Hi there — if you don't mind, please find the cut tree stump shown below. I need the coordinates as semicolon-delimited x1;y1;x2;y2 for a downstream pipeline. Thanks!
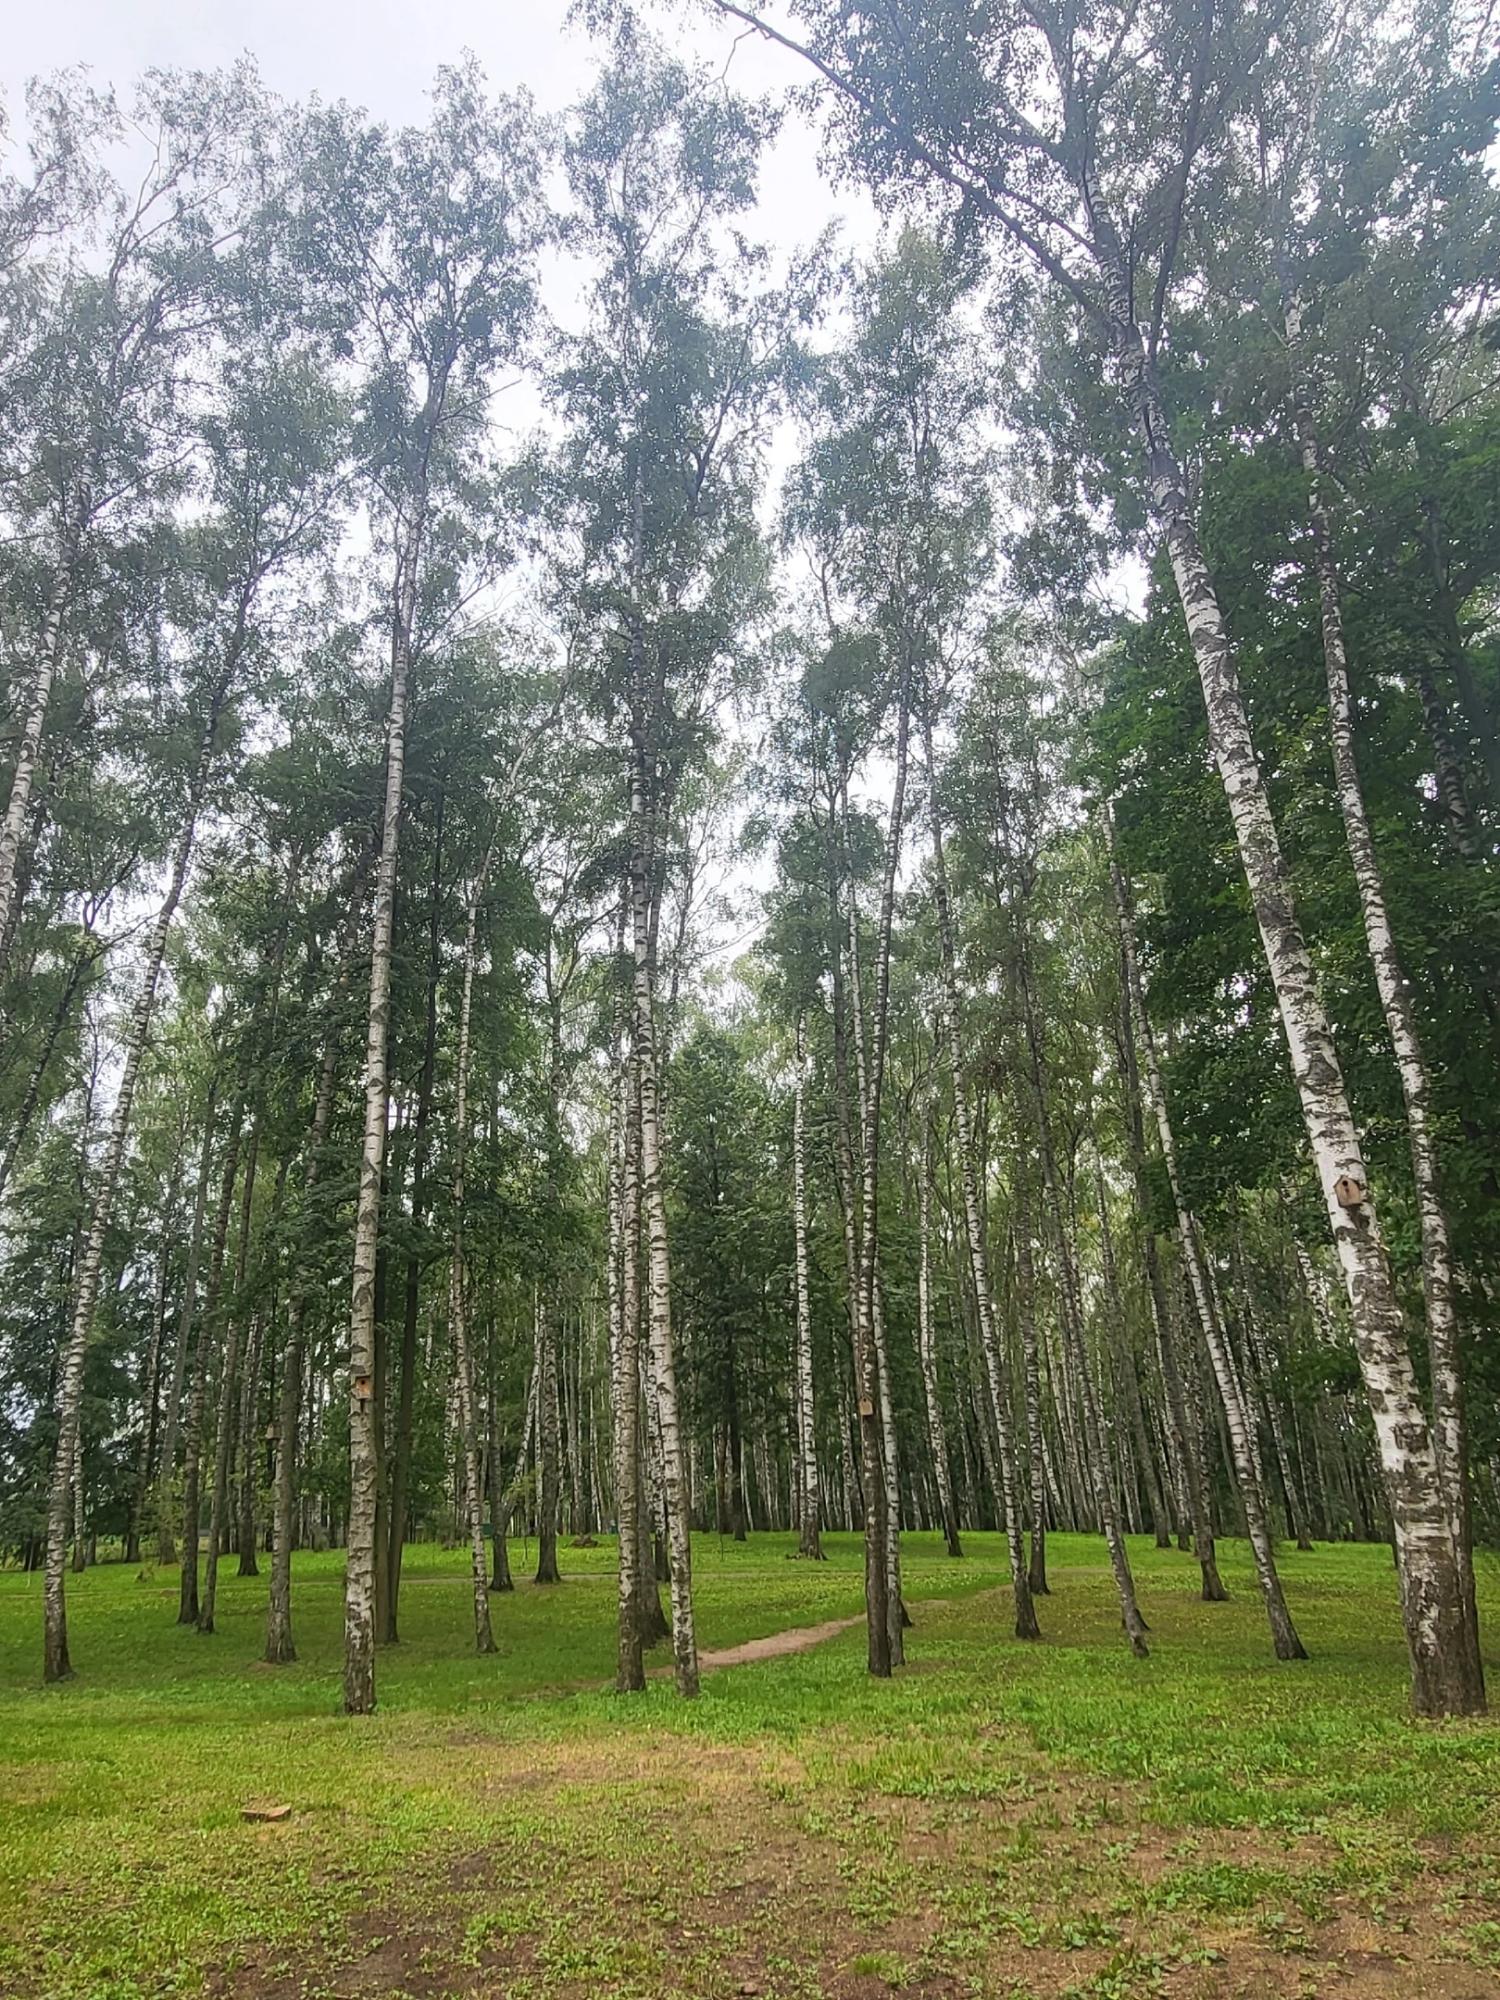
242;1803;292;1823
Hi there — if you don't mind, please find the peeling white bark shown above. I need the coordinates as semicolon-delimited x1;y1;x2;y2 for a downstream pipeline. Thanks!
1100;261;1481;1711
1286;292;1481;1689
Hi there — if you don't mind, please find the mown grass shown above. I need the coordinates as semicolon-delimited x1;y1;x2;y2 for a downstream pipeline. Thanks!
2;1532;1497;1998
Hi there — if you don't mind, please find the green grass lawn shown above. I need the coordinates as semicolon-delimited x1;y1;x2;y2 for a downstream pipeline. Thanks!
2;1532;1498;1998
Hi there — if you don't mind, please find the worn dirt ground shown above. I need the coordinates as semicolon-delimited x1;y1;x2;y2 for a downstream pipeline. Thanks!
215;1596;1500;2000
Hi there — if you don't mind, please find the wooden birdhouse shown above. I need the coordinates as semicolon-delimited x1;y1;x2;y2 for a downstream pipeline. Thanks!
1333;1175;1367;1210
353;1373;373;1402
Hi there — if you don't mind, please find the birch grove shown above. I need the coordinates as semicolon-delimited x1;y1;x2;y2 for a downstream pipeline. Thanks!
3;7;1497;1729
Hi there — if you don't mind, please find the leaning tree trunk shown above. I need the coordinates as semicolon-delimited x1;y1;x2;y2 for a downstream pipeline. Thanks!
1021;989;1150;1658
922;707;1040;1642
1287;292;1481;1678
1104;809;1306;1661
1110;901;1226;1595
1106;273;1477;1711
42;696;221;1681
1093;1153;1172;1550
792;1016;825;1559
344;520;419;1717
0;517;84;981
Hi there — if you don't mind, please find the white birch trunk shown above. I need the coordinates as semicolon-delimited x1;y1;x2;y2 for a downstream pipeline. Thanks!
448;876;496;1655
609;971;646;1687
43;702;220;1680
154;1084;217;1566
1286;292;1481;1680
917;1113;961;1558
629;760;698;1697
0;519;82;977
1105;810;1305;1658
792;1015;824;1558
1093;231;1478;1709
344;520;418;1716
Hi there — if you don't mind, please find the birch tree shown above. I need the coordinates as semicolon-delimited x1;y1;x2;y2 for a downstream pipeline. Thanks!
317;67;545;1714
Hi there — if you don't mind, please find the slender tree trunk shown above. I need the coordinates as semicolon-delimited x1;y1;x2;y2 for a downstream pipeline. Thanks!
1401;367;1500;811
154;1078;217;1567
622;486;698;1698
1238;1256;1313;1552
628;774;697;1695
125;1244;171;1566
1287;295;1481;1682
534;1299;564;1580
872;1275;908;1646
535;986;567;1586
0;933;102;1207
0;522;83;978
613;994;646;1690
836;1358;860;1532
792;1016;825;1559
345;520;419;1717
1093;1154;1172;1549
917;1109;961;1558
1413;663;1483;863
446;837;496;1652
1105;810;1306;1660
265;851;369;1664
1016;917;1149;1653
1012;1156;1049;1592
42;698;221;1681
922;708;1039;1641
846;700;911;1663
1111;911;1225;1595
829;883;890;1669
493;1364;537;1597
235;1301;268;1577
1105;274;1478;1711
178;1094;244;1627
386;792;446;1642
199;1093;264;1634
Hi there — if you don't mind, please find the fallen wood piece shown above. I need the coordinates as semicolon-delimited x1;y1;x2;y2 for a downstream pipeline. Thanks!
242;1803;292;1823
